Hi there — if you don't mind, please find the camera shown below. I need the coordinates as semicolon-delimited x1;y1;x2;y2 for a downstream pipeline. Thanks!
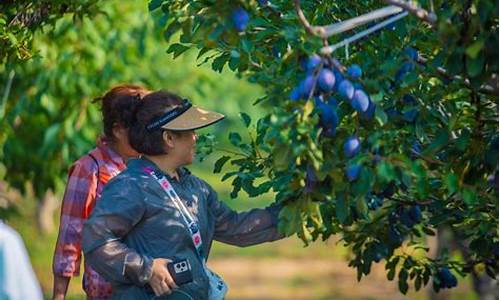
167;259;193;286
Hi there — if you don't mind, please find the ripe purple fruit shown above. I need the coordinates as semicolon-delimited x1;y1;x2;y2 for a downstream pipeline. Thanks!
231;8;250;32
402;94;417;105
298;75;316;99
346;163;361;181
404;47;418;61
333;69;344;90
361;100;376;119
351;89;370;113
305;54;322;72
344;136;361;158
318;68;335;92
395;62;415;82
337;79;355;100
289;86;301;101
316;99;338;137
347;64;363;79
437;268;458;289
403;108;418;122
400;208;416;228
305;164;318;193
409;205;422;223
388;226;404;246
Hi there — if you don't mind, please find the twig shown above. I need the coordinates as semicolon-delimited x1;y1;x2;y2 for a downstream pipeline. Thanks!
0;70;15;120
417;56;498;96
294;0;323;37
382;0;437;25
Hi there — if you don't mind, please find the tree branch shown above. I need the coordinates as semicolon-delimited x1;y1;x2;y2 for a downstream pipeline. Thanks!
417;56;498;96
295;0;436;40
382;0;437;25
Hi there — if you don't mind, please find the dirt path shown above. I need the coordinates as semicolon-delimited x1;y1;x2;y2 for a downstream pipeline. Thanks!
208;258;410;300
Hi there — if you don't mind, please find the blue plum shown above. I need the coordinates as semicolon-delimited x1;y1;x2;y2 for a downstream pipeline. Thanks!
351;89;371;113
403;108;418;122
344;135;361;158
404;47;418;61
338;79;355;100
409;205;422;223
305;54;322;72
395;62;415;82
388;226;404;246
346;163;361;181
333;69;344;90
298;75;316;99
437;268;458;288
402;94;417;105
318;68;335;92
231;8;250;32
347;64;363;79
316;98;338;137
289;86;301;101
361;100;376;119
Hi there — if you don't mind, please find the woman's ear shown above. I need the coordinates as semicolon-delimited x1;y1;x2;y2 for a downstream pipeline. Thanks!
112;123;127;142
162;130;176;149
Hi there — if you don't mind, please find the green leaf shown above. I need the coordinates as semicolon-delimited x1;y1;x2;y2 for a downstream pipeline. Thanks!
230;176;242;198
213;156;231;173
415;276;422;291
422;227;436;236
445;173;459;196
228;132;242;146
212;53;230;73
376;161;397;183
423;130;450;155
398;278;409;294
166;43;190;59
387;267;396;281
375;105;388;125
465;40;484;59
462;188;478;206
335;195;349;224
148;0;164;11
164;21;182;42
239;112;251;127
466;55;485;78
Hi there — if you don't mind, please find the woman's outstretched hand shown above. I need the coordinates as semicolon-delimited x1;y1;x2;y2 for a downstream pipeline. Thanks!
149;258;179;296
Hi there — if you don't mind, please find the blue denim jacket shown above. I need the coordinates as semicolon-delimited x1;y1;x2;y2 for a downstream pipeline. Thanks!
82;157;283;299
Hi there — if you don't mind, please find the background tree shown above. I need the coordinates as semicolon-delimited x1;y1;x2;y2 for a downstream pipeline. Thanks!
0;1;264;228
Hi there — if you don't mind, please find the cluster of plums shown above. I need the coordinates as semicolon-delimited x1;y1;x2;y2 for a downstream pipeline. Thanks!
286;54;375;183
387;204;422;246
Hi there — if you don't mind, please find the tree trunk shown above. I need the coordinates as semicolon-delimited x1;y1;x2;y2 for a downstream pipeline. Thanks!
36;189;58;234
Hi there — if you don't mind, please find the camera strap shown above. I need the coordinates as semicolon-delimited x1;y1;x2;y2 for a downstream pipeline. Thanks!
144;167;204;260
144;166;229;300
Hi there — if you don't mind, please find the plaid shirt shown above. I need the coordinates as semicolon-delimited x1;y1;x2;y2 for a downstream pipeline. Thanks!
53;138;126;299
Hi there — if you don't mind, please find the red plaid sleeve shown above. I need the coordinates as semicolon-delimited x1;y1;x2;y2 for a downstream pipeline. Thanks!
52;157;98;277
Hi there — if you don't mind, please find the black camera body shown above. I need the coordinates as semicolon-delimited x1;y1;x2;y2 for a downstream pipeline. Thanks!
167;259;193;286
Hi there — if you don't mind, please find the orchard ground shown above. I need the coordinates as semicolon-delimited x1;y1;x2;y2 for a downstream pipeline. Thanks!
9;156;478;300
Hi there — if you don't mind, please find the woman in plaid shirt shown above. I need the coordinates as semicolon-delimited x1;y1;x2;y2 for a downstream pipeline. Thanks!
52;85;150;300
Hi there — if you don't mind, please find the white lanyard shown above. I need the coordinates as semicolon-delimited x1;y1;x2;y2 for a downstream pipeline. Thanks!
144;166;204;259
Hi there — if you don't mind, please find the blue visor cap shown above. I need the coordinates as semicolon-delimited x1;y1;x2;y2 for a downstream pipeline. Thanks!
146;99;225;131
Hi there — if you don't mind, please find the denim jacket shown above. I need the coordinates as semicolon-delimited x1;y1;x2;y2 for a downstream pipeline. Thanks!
82;157;283;299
